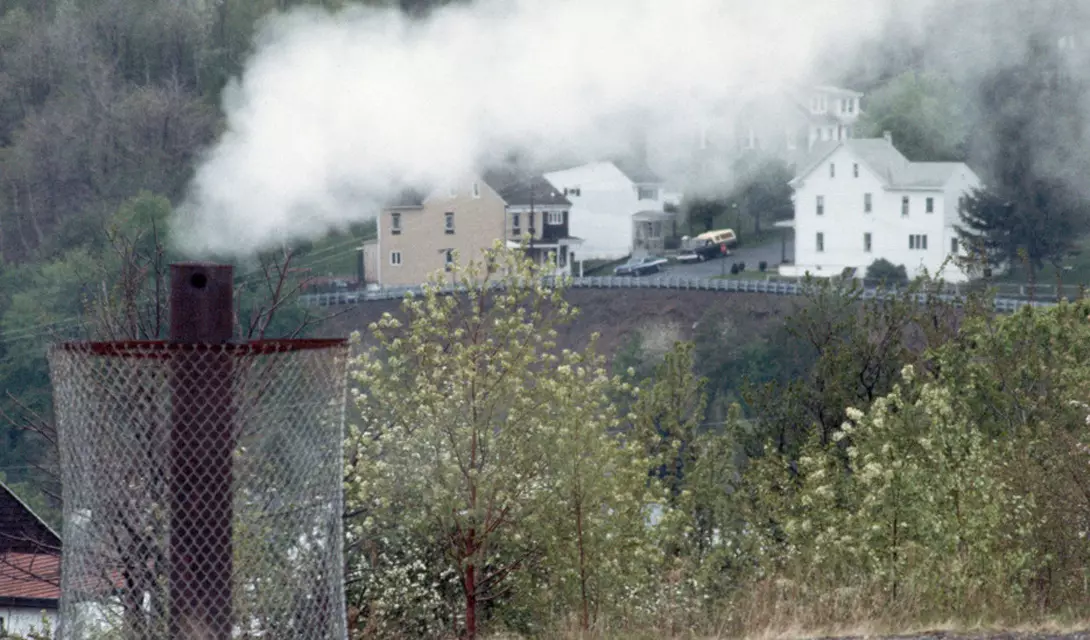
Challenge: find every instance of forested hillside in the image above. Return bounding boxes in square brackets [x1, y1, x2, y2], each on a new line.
[0, 0, 451, 514]
[4, 3, 1090, 637]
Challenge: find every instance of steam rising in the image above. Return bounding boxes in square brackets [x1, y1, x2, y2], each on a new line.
[176, 0, 924, 257]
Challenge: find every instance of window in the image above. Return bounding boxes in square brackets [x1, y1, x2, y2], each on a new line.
[816, 232, 825, 252]
[445, 211, 455, 234]
[816, 195, 825, 216]
[830, 163, 836, 178]
[546, 210, 564, 225]
[864, 193, 872, 213]
[472, 182, 480, 198]
[448, 186, 457, 198]
[864, 232, 872, 252]
[909, 234, 928, 250]
[511, 212, 520, 236]
[390, 251, 402, 266]
[637, 187, 658, 200]
[390, 212, 401, 235]
[926, 197, 935, 214]
[902, 196, 910, 216]
[564, 187, 582, 197]
[853, 163, 859, 178]
[951, 237, 959, 254]
[444, 249, 454, 271]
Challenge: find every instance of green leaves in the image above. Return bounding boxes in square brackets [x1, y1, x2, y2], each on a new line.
[346, 243, 656, 636]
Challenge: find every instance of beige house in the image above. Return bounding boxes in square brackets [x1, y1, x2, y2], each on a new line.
[364, 171, 581, 287]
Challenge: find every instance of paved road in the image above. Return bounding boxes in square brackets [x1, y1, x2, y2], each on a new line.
[664, 235, 794, 278]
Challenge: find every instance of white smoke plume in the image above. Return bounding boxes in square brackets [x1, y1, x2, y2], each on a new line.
[175, 0, 927, 257]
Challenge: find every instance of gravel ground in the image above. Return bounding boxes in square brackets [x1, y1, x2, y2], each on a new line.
[814, 632, 1090, 640]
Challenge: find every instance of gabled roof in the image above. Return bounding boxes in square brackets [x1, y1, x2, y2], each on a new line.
[813, 84, 864, 98]
[483, 170, 570, 207]
[0, 481, 60, 555]
[897, 163, 965, 189]
[0, 552, 60, 602]
[792, 138, 967, 190]
[612, 158, 663, 185]
[0, 481, 60, 604]
[385, 187, 427, 209]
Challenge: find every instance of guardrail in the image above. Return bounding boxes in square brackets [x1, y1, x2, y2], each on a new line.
[300, 276, 1068, 315]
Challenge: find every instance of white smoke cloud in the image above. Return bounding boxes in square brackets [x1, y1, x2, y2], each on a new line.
[175, 0, 925, 257]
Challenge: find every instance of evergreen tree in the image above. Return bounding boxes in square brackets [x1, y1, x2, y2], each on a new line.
[959, 33, 1090, 281]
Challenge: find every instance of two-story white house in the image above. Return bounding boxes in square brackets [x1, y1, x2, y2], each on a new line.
[543, 160, 677, 262]
[781, 135, 982, 283]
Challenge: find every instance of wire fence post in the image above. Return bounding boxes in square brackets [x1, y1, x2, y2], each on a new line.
[169, 263, 235, 640]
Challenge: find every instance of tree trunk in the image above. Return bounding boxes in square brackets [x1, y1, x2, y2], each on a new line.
[464, 558, 477, 639]
[575, 491, 590, 631]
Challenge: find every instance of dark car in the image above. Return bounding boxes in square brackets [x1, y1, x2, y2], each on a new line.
[615, 255, 668, 276]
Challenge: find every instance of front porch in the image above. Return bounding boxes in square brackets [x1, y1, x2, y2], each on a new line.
[507, 238, 584, 277]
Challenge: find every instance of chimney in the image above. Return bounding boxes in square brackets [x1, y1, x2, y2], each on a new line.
[883, 130, 893, 145]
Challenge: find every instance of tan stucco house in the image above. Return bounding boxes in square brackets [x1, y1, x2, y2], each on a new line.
[363, 170, 582, 287]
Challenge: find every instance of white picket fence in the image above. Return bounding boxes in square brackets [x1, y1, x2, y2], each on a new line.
[299, 275, 1066, 315]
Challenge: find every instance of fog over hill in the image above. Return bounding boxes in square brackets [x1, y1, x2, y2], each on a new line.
[174, 0, 1089, 257]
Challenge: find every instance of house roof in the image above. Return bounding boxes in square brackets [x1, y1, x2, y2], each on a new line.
[0, 552, 60, 602]
[897, 162, 965, 188]
[813, 84, 864, 98]
[792, 138, 966, 190]
[612, 158, 663, 185]
[632, 209, 675, 222]
[0, 481, 60, 556]
[482, 170, 570, 207]
[385, 188, 427, 209]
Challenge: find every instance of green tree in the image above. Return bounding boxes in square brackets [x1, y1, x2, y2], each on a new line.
[347, 243, 651, 638]
[733, 158, 794, 235]
[959, 33, 1090, 282]
[857, 70, 970, 161]
[958, 183, 1088, 282]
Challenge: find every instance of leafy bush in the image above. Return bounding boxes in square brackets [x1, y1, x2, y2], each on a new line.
[865, 258, 908, 284]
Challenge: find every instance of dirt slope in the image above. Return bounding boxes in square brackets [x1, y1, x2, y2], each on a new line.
[320, 289, 799, 359]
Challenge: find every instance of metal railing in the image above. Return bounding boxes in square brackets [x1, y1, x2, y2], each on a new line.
[299, 275, 1072, 315]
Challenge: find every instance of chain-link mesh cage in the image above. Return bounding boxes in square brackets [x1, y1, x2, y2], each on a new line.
[48, 340, 349, 640]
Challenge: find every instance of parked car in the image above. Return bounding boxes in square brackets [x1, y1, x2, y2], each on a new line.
[677, 229, 737, 263]
[615, 255, 668, 276]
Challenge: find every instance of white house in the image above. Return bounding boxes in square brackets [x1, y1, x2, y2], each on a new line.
[782, 135, 982, 283]
[543, 161, 675, 261]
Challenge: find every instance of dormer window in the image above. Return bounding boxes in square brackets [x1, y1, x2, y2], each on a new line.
[637, 187, 659, 200]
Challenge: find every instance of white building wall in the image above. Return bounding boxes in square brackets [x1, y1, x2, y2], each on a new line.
[787, 146, 975, 283]
[544, 162, 665, 261]
[942, 168, 984, 278]
[1, 606, 57, 637]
